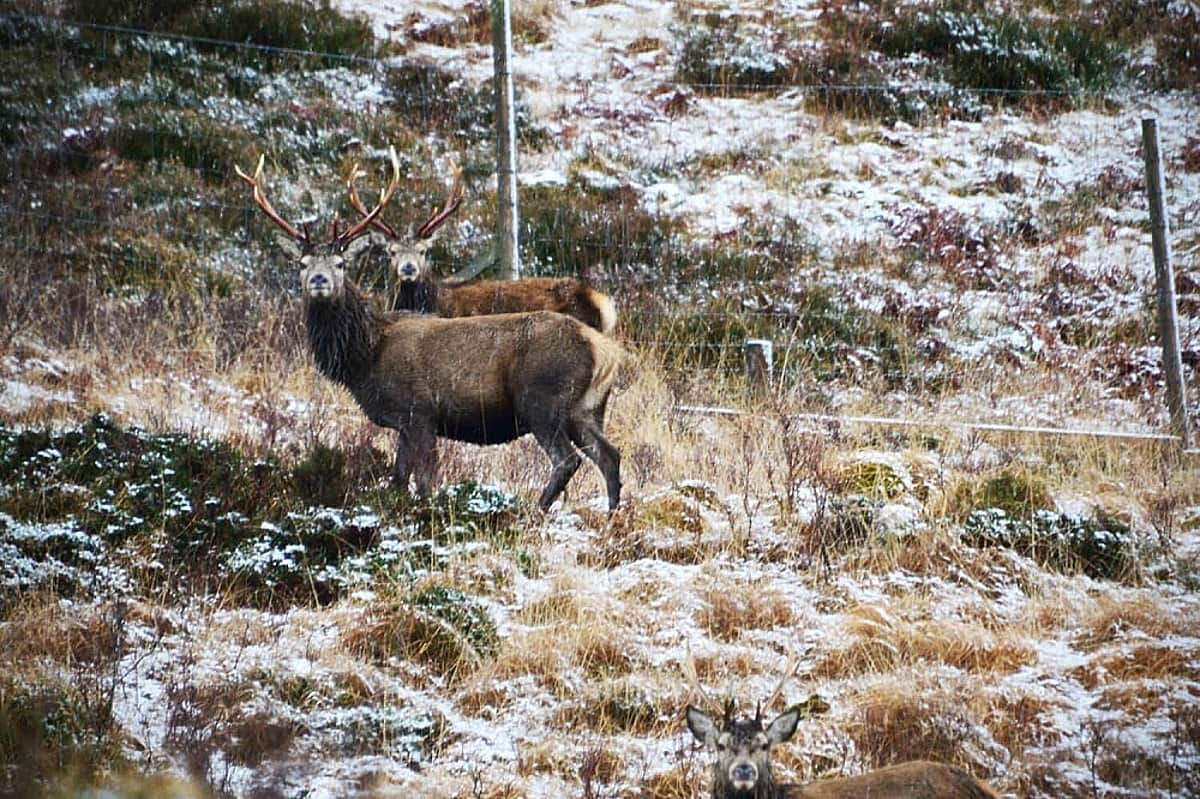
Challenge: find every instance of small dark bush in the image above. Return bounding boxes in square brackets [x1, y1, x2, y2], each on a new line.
[106, 108, 252, 182]
[411, 583, 499, 659]
[953, 468, 1054, 519]
[674, 22, 799, 93]
[874, 10, 1124, 98]
[964, 507, 1135, 580]
[386, 62, 496, 143]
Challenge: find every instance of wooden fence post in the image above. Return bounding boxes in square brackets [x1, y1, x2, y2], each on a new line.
[745, 338, 773, 393]
[1141, 118, 1191, 450]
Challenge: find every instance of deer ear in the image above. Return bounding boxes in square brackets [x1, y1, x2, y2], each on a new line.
[274, 234, 304, 261]
[686, 706, 718, 747]
[765, 707, 800, 745]
[342, 235, 374, 260]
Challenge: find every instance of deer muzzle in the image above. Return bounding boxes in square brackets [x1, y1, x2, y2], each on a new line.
[730, 761, 758, 790]
[306, 272, 333, 297]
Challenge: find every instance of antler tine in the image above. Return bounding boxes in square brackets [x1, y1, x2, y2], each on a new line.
[761, 649, 798, 716]
[346, 160, 400, 239]
[234, 154, 307, 243]
[683, 643, 722, 717]
[340, 146, 402, 244]
[415, 159, 465, 240]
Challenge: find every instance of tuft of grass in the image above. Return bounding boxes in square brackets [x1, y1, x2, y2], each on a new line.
[342, 584, 497, 678]
[951, 467, 1054, 519]
[696, 581, 796, 641]
[848, 686, 998, 777]
[814, 604, 1036, 678]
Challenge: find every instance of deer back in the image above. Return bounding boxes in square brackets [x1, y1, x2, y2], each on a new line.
[437, 277, 617, 335]
[790, 761, 1001, 799]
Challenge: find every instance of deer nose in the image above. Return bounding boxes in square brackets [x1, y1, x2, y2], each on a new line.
[399, 262, 418, 278]
[731, 763, 757, 786]
[307, 273, 330, 292]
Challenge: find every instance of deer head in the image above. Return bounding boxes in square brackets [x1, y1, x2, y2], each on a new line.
[688, 702, 801, 798]
[347, 156, 465, 285]
[683, 648, 802, 799]
[235, 148, 401, 302]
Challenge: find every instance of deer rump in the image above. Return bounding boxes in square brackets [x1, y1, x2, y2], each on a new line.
[394, 274, 617, 336]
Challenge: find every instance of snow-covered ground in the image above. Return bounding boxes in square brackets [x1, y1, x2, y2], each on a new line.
[2, 1, 1199, 797]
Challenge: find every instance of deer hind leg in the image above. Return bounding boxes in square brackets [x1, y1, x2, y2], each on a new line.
[570, 417, 621, 511]
[393, 425, 438, 499]
[531, 426, 582, 511]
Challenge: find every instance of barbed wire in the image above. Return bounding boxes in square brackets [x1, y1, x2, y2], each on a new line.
[4, 12, 1167, 102]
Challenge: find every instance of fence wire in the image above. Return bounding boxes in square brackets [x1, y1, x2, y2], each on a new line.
[0, 13, 1194, 435]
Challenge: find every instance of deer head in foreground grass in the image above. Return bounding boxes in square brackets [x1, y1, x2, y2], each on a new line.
[347, 160, 618, 335]
[687, 703, 1003, 799]
[236, 150, 624, 511]
[684, 654, 1001, 798]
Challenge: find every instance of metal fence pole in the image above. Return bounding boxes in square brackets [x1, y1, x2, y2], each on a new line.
[491, 0, 520, 280]
[1141, 118, 1191, 450]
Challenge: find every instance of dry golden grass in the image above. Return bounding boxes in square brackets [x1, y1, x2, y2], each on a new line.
[844, 684, 997, 774]
[696, 582, 797, 641]
[0, 596, 132, 669]
[980, 692, 1066, 754]
[813, 603, 1036, 678]
[1074, 592, 1192, 650]
[341, 601, 484, 679]
[477, 629, 567, 691]
[1094, 644, 1200, 682]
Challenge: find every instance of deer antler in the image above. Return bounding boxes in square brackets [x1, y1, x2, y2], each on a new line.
[415, 160, 465, 239]
[338, 146, 402, 245]
[757, 649, 799, 722]
[347, 153, 464, 243]
[683, 644, 724, 716]
[234, 154, 308, 243]
[346, 160, 400, 239]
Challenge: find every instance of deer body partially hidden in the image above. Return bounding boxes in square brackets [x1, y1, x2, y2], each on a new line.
[391, 271, 618, 336]
[238, 152, 623, 511]
[348, 162, 617, 335]
[687, 705, 1001, 799]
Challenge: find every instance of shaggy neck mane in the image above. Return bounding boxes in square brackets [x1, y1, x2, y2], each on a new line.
[391, 278, 439, 314]
[304, 281, 380, 388]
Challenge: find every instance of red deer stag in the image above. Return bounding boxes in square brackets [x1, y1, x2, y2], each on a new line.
[346, 162, 617, 335]
[235, 151, 624, 511]
[683, 654, 1001, 799]
[687, 704, 1002, 799]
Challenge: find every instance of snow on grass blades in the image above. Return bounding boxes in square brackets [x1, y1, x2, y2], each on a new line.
[0, 416, 530, 605]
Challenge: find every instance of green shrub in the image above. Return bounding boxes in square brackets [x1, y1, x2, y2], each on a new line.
[954, 468, 1054, 519]
[583, 682, 660, 733]
[411, 583, 499, 659]
[106, 107, 252, 182]
[58, 0, 377, 61]
[872, 9, 1124, 104]
[321, 705, 442, 765]
[518, 182, 676, 277]
[964, 507, 1135, 580]
[674, 22, 799, 93]
[386, 62, 497, 143]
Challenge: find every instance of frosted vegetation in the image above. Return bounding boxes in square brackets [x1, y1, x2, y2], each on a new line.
[0, 0, 1198, 797]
